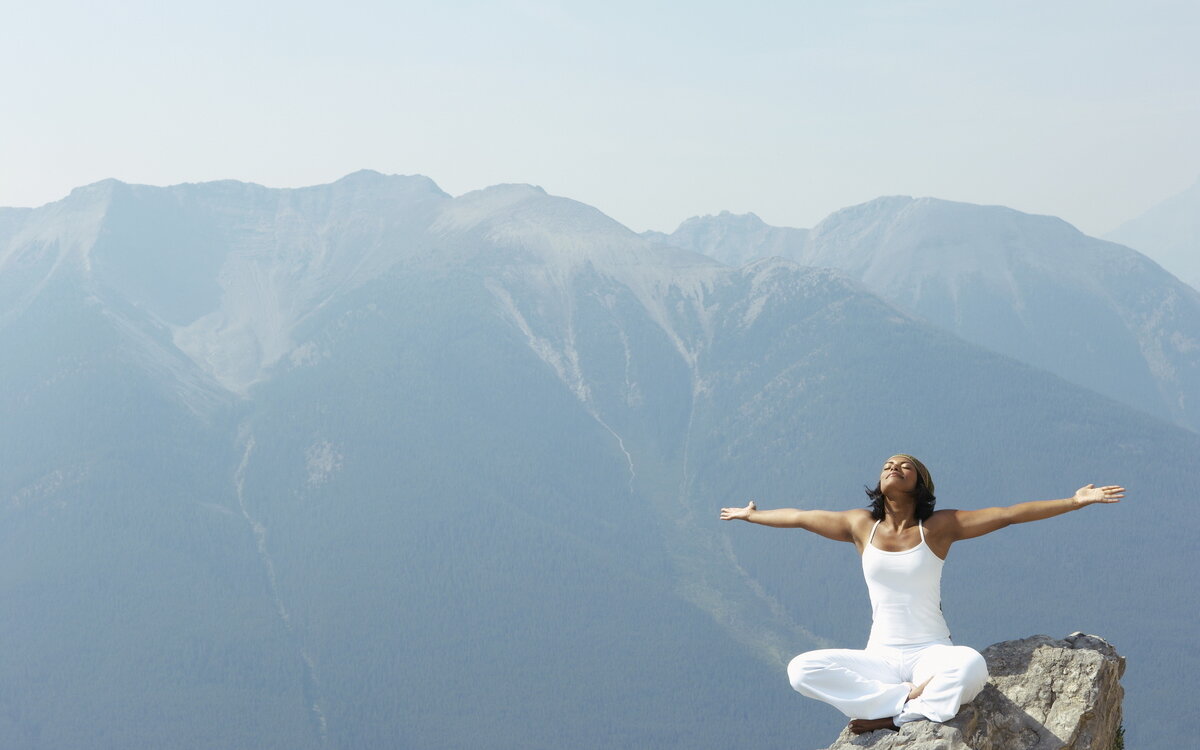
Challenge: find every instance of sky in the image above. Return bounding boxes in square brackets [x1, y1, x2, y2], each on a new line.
[2, 0, 1198, 237]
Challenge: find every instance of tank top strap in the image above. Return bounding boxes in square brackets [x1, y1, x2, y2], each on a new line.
[918, 519, 926, 543]
[867, 520, 881, 544]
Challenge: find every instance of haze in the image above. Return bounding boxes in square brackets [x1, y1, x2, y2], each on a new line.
[2, 0, 1198, 236]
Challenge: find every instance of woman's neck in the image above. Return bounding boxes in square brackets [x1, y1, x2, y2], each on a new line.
[881, 495, 918, 530]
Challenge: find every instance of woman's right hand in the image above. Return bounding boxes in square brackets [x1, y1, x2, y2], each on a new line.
[720, 500, 757, 521]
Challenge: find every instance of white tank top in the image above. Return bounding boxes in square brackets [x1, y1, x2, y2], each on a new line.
[861, 519, 951, 648]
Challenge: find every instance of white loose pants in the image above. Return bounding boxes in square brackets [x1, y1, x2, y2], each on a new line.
[787, 640, 988, 724]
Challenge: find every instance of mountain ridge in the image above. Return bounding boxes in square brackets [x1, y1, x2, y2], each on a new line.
[657, 196, 1200, 432]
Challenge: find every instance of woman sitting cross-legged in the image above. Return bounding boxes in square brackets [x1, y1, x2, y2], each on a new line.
[719, 454, 1124, 734]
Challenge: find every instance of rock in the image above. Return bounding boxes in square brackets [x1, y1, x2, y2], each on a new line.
[819, 633, 1125, 750]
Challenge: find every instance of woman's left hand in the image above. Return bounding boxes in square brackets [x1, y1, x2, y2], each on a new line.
[1073, 484, 1125, 507]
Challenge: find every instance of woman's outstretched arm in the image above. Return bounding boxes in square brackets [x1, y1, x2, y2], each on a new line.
[939, 483, 1125, 542]
[720, 501, 860, 542]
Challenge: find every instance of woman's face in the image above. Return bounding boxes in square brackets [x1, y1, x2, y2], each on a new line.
[880, 456, 919, 496]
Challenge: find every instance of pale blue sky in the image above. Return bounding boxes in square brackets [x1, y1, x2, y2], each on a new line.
[2, 0, 1197, 235]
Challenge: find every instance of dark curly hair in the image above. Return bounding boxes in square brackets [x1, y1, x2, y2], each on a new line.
[865, 478, 936, 521]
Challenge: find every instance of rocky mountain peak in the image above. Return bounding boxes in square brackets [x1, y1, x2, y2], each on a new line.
[657, 209, 809, 269]
[676, 210, 767, 232]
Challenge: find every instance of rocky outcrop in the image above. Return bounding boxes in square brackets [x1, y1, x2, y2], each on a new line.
[821, 633, 1125, 750]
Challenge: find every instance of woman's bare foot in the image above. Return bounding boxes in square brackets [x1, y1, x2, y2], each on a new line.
[908, 676, 934, 700]
[848, 717, 898, 734]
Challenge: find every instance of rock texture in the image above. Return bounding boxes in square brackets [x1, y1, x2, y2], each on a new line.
[820, 633, 1125, 750]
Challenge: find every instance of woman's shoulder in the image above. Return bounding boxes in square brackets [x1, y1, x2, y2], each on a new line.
[845, 507, 875, 530]
[843, 508, 876, 548]
[925, 508, 963, 529]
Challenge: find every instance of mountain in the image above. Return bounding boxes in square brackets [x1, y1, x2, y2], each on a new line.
[1106, 176, 1200, 292]
[642, 210, 809, 268]
[1, 173, 1195, 750]
[660, 199, 1200, 433]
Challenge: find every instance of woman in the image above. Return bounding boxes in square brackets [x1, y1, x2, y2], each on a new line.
[719, 454, 1124, 734]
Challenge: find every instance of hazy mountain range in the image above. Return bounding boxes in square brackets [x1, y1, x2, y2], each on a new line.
[1106, 176, 1200, 294]
[649, 196, 1200, 434]
[1, 171, 1196, 750]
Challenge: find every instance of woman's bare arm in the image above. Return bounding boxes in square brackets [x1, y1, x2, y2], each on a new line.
[939, 484, 1125, 542]
[719, 501, 859, 542]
